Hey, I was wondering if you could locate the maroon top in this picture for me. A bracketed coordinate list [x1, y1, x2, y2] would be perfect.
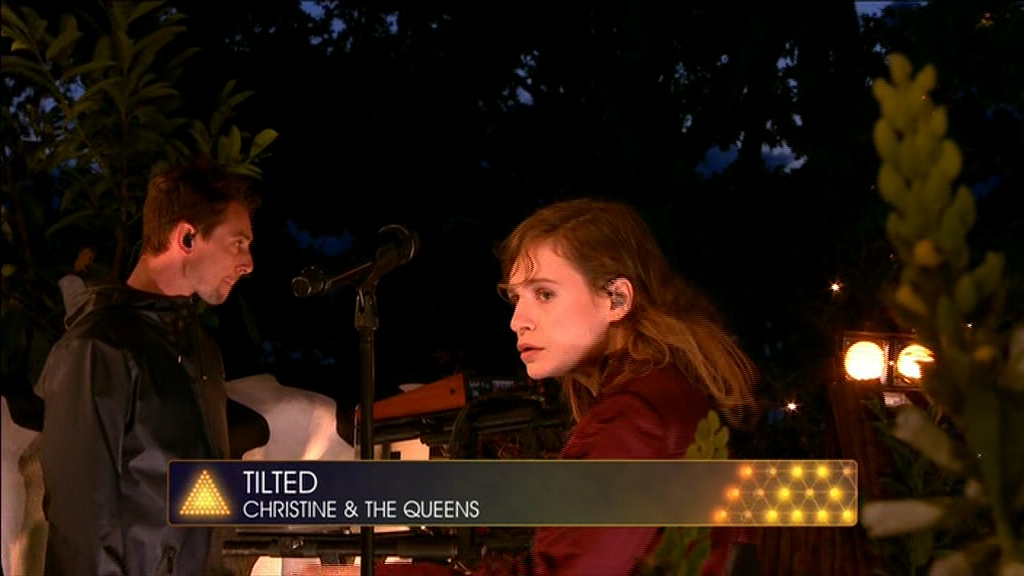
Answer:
[471, 365, 748, 576]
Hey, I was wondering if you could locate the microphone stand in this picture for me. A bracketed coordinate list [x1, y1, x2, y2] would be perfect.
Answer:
[294, 224, 418, 576]
[355, 279, 379, 576]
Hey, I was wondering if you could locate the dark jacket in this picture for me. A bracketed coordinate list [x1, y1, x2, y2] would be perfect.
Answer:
[35, 284, 231, 576]
[474, 366, 749, 576]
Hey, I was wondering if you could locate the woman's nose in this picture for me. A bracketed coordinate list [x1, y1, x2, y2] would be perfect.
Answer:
[510, 303, 533, 334]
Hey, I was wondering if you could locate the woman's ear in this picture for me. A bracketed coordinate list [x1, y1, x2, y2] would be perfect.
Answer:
[605, 277, 634, 322]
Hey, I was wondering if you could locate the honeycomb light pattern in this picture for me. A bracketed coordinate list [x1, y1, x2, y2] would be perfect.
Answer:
[712, 460, 858, 526]
[179, 469, 231, 516]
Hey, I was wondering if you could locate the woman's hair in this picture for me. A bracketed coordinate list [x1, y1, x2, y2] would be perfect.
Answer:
[498, 198, 758, 429]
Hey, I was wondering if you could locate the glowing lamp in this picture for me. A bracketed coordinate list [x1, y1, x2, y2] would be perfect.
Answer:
[896, 344, 934, 379]
[842, 331, 934, 392]
[844, 341, 885, 380]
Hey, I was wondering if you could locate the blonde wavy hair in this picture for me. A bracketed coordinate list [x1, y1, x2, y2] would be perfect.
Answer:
[498, 198, 759, 429]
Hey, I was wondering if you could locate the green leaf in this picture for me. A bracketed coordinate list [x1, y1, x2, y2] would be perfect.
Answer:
[229, 125, 242, 158]
[910, 457, 930, 492]
[1, 5, 29, 35]
[685, 530, 712, 576]
[131, 104, 165, 126]
[908, 530, 934, 570]
[227, 163, 262, 179]
[67, 96, 102, 119]
[93, 35, 112, 64]
[131, 81, 177, 103]
[971, 252, 1004, 300]
[225, 89, 255, 111]
[46, 210, 97, 237]
[128, 1, 165, 25]
[684, 442, 705, 459]
[877, 477, 910, 497]
[21, 7, 47, 44]
[44, 15, 81, 61]
[190, 120, 212, 152]
[163, 46, 200, 81]
[165, 137, 192, 161]
[220, 79, 238, 102]
[694, 416, 711, 443]
[132, 25, 185, 66]
[60, 58, 115, 82]
[964, 384, 1007, 534]
[247, 128, 278, 160]
[79, 76, 121, 105]
[217, 124, 243, 162]
[706, 409, 720, 431]
[109, 2, 130, 32]
[128, 50, 159, 90]
[159, 12, 187, 27]
[1, 210, 12, 244]
[935, 296, 963, 349]
[712, 427, 729, 450]
[113, 30, 133, 71]
[0, 54, 51, 86]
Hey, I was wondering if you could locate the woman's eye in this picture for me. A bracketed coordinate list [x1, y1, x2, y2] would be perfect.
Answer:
[536, 289, 554, 302]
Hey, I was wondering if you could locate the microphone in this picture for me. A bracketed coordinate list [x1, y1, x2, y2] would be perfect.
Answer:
[291, 224, 419, 298]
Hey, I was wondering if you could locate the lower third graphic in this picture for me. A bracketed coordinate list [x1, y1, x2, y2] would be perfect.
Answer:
[179, 469, 231, 516]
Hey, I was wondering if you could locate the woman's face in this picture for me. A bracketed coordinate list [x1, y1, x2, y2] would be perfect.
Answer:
[507, 241, 614, 380]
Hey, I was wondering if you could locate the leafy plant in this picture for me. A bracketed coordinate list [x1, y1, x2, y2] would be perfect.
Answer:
[1, 1, 277, 394]
[643, 409, 730, 576]
[861, 52, 1024, 575]
[865, 395, 984, 576]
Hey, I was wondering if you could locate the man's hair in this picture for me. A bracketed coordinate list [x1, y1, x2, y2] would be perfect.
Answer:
[141, 156, 260, 255]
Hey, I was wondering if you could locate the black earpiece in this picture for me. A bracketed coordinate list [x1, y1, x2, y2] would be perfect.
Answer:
[182, 231, 194, 249]
[610, 291, 626, 310]
[603, 278, 628, 310]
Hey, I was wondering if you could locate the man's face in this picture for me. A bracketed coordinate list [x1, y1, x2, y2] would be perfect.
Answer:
[186, 201, 254, 305]
[506, 241, 613, 380]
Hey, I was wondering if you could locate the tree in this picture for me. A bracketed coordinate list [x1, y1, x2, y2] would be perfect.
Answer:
[1, 0, 277, 417]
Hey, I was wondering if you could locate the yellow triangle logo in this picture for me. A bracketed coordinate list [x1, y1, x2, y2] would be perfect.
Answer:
[179, 469, 231, 516]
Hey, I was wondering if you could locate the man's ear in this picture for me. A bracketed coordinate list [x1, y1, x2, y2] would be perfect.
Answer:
[605, 277, 634, 322]
[173, 222, 196, 253]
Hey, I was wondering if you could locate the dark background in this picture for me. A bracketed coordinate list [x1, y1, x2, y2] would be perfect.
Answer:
[3, 0, 1022, 460]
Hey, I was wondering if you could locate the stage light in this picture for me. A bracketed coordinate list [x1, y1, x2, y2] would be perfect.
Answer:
[896, 344, 934, 380]
[844, 340, 885, 380]
[842, 332, 934, 399]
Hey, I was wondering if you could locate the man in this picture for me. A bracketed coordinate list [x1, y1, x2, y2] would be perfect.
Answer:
[35, 156, 258, 575]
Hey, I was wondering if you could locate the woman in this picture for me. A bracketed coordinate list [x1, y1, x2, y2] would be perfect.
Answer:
[475, 198, 759, 576]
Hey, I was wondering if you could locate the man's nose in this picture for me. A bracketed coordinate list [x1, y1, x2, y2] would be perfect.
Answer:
[238, 253, 254, 276]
